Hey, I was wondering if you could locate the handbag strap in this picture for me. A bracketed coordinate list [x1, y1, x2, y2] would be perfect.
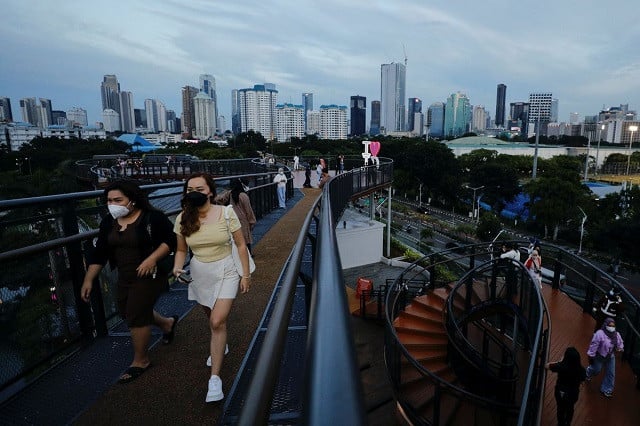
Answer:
[224, 205, 233, 244]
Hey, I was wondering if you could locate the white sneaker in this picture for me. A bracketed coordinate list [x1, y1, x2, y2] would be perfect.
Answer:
[206, 344, 229, 367]
[205, 375, 224, 402]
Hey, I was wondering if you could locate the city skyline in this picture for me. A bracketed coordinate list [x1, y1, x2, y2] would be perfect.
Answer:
[1, 0, 638, 128]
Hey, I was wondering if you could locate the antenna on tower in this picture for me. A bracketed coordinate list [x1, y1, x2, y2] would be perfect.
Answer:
[402, 43, 407, 67]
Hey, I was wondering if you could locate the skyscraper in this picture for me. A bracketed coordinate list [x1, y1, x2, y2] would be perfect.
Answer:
[407, 98, 422, 134]
[145, 99, 167, 132]
[181, 85, 198, 138]
[101, 75, 121, 113]
[495, 84, 506, 127]
[193, 92, 216, 140]
[319, 105, 348, 140]
[67, 107, 88, 126]
[231, 89, 241, 135]
[20, 98, 38, 125]
[444, 92, 471, 138]
[528, 92, 552, 136]
[509, 102, 530, 137]
[37, 98, 53, 128]
[119, 91, 135, 133]
[380, 63, 406, 133]
[275, 103, 305, 142]
[302, 93, 313, 132]
[350, 95, 366, 136]
[472, 105, 487, 132]
[0, 97, 13, 122]
[238, 83, 278, 139]
[427, 102, 445, 138]
[550, 98, 559, 123]
[200, 74, 219, 133]
[370, 100, 381, 135]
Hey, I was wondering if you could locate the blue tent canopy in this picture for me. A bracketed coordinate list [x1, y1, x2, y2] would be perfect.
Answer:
[117, 134, 158, 152]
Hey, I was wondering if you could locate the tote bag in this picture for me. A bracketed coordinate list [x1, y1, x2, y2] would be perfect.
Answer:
[224, 205, 256, 276]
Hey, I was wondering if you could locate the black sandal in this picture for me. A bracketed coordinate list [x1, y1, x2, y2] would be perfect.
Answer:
[163, 315, 179, 344]
[118, 364, 152, 384]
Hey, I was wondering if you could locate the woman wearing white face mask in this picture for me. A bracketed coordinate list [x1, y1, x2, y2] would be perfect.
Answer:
[80, 180, 178, 384]
[586, 317, 624, 398]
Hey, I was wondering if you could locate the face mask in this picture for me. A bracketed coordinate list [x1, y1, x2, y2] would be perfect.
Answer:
[606, 326, 616, 333]
[108, 204, 130, 219]
[185, 191, 209, 207]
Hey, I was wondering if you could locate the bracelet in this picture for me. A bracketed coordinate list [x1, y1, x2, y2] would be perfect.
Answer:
[242, 275, 251, 279]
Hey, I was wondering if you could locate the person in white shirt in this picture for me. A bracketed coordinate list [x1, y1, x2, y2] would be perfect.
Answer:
[293, 155, 299, 170]
[273, 168, 287, 209]
[500, 243, 520, 261]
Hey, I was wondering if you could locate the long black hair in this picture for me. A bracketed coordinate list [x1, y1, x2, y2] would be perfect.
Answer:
[103, 180, 155, 212]
[180, 173, 216, 237]
[230, 178, 246, 205]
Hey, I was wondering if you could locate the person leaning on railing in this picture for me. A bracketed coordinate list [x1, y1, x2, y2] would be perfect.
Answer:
[80, 180, 179, 384]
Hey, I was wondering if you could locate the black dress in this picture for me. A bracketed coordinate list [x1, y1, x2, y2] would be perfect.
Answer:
[549, 361, 586, 425]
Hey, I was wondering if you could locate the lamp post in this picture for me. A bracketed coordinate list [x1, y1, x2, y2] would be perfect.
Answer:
[466, 185, 484, 222]
[595, 123, 604, 175]
[578, 206, 587, 254]
[627, 125, 638, 175]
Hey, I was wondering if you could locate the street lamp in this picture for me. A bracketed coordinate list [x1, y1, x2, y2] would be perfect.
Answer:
[595, 123, 605, 175]
[627, 125, 638, 175]
[578, 206, 587, 254]
[465, 185, 484, 222]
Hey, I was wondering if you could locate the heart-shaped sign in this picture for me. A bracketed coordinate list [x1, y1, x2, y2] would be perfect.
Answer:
[370, 141, 381, 157]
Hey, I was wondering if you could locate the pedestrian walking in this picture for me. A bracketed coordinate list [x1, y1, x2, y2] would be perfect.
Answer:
[546, 347, 586, 425]
[586, 317, 624, 398]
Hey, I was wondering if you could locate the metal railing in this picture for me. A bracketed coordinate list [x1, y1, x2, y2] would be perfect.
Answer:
[233, 160, 394, 425]
[0, 169, 294, 399]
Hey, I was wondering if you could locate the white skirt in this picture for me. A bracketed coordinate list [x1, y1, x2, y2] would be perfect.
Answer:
[189, 254, 239, 308]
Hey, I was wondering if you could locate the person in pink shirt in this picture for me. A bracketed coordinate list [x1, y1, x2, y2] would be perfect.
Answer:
[585, 317, 624, 398]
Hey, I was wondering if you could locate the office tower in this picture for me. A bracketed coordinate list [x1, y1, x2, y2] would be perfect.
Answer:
[101, 75, 121, 113]
[319, 105, 348, 140]
[38, 98, 53, 128]
[302, 93, 313, 132]
[20, 98, 38, 125]
[67, 107, 88, 126]
[134, 108, 146, 128]
[495, 84, 506, 127]
[193, 92, 216, 139]
[380, 62, 406, 133]
[231, 89, 241, 135]
[528, 92, 552, 136]
[444, 92, 471, 138]
[509, 102, 530, 136]
[200, 74, 219, 133]
[0, 97, 13, 122]
[472, 105, 487, 132]
[218, 116, 226, 133]
[569, 112, 581, 125]
[550, 98, 559, 123]
[237, 83, 278, 139]
[102, 109, 121, 132]
[275, 103, 305, 142]
[144, 99, 167, 132]
[370, 100, 381, 135]
[181, 85, 198, 138]
[51, 110, 66, 125]
[119, 91, 135, 133]
[350, 95, 366, 136]
[306, 110, 320, 135]
[407, 98, 422, 134]
[427, 102, 445, 138]
[166, 110, 177, 133]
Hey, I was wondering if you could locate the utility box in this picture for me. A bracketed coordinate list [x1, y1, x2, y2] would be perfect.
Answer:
[356, 277, 373, 301]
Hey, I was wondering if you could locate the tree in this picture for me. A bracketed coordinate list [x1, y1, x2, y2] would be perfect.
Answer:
[476, 212, 502, 241]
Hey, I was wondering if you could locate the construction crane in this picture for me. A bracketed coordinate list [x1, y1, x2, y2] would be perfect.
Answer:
[402, 43, 407, 67]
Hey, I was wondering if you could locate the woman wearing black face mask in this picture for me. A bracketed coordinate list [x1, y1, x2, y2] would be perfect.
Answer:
[173, 173, 251, 403]
[80, 180, 178, 384]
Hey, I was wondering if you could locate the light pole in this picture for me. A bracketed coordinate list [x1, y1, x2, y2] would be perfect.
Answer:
[466, 185, 484, 222]
[627, 125, 638, 175]
[595, 123, 604, 175]
[578, 206, 587, 254]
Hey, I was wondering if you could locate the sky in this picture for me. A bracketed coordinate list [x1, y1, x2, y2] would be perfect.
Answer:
[1, 0, 639, 129]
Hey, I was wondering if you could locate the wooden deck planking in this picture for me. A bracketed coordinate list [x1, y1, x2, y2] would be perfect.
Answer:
[541, 286, 640, 425]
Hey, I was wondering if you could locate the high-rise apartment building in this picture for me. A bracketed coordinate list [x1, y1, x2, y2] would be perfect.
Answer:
[67, 107, 88, 126]
[306, 110, 320, 135]
[528, 92, 553, 136]
[102, 109, 121, 132]
[231, 89, 241, 135]
[407, 98, 422, 134]
[119, 91, 135, 133]
[495, 84, 506, 127]
[370, 100, 381, 135]
[302, 93, 313, 132]
[200, 74, 219, 133]
[181, 85, 198, 138]
[380, 62, 406, 133]
[319, 105, 348, 140]
[20, 98, 38, 126]
[550, 98, 559, 123]
[444, 92, 471, 138]
[144, 99, 167, 132]
[193, 92, 216, 140]
[275, 103, 305, 142]
[350, 95, 366, 136]
[472, 105, 487, 132]
[238, 83, 278, 139]
[166, 110, 177, 134]
[0, 97, 13, 122]
[101, 75, 121, 113]
[37, 98, 53, 128]
[427, 102, 445, 138]
[134, 108, 146, 128]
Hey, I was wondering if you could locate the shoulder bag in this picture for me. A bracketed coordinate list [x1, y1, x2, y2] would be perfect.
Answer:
[224, 205, 256, 276]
